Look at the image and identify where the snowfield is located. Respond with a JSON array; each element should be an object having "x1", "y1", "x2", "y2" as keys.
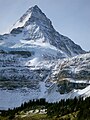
[{"x1": 0, "y1": 85, "x2": 90, "y2": 110}]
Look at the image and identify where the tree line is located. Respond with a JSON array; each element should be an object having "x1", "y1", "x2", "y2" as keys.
[{"x1": 0, "y1": 97, "x2": 90, "y2": 120}]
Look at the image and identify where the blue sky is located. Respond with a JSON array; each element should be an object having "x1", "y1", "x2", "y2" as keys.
[{"x1": 0, "y1": 0, "x2": 90, "y2": 51}]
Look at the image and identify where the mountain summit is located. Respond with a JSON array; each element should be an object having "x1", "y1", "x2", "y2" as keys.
[
  {"x1": 11, "y1": 5, "x2": 50, "y2": 30},
  {"x1": 0, "y1": 5, "x2": 85, "y2": 57}
]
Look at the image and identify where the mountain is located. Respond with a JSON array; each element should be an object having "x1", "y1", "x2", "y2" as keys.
[
  {"x1": 0, "y1": 5, "x2": 89, "y2": 110},
  {"x1": 0, "y1": 5, "x2": 85, "y2": 57}
]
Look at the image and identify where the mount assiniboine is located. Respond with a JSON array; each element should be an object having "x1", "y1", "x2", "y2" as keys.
[{"x1": 0, "y1": 5, "x2": 90, "y2": 110}]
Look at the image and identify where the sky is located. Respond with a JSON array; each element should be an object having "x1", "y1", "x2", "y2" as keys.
[{"x1": 0, "y1": 0, "x2": 90, "y2": 51}]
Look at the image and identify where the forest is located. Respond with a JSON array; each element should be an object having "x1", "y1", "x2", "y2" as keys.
[{"x1": 0, "y1": 97, "x2": 90, "y2": 120}]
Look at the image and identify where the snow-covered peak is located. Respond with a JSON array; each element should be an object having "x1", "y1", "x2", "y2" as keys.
[
  {"x1": 11, "y1": 5, "x2": 51, "y2": 31},
  {"x1": 0, "y1": 5, "x2": 85, "y2": 58}
]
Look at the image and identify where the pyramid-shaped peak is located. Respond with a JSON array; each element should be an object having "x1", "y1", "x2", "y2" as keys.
[
  {"x1": 19, "y1": 5, "x2": 43, "y2": 21},
  {"x1": 26, "y1": 5, "x2": 46, "y2": 18},
  {"x1": 32, "y1": 5, "x2": 40, "y2": 10},
  {"x1": 11, "y1": 5, "x2": 51, "y2": 30},
  {"x1": 27, "y1": 5, "x2": 42, "y2": 13}
]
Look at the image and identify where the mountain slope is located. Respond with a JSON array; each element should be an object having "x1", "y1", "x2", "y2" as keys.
[
  {"x1": 53, "y1": 52, "x2": 90, "y2": 81},
  {"x1": 0, "y1": 52, "x2": 90, "y2": 110}
]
